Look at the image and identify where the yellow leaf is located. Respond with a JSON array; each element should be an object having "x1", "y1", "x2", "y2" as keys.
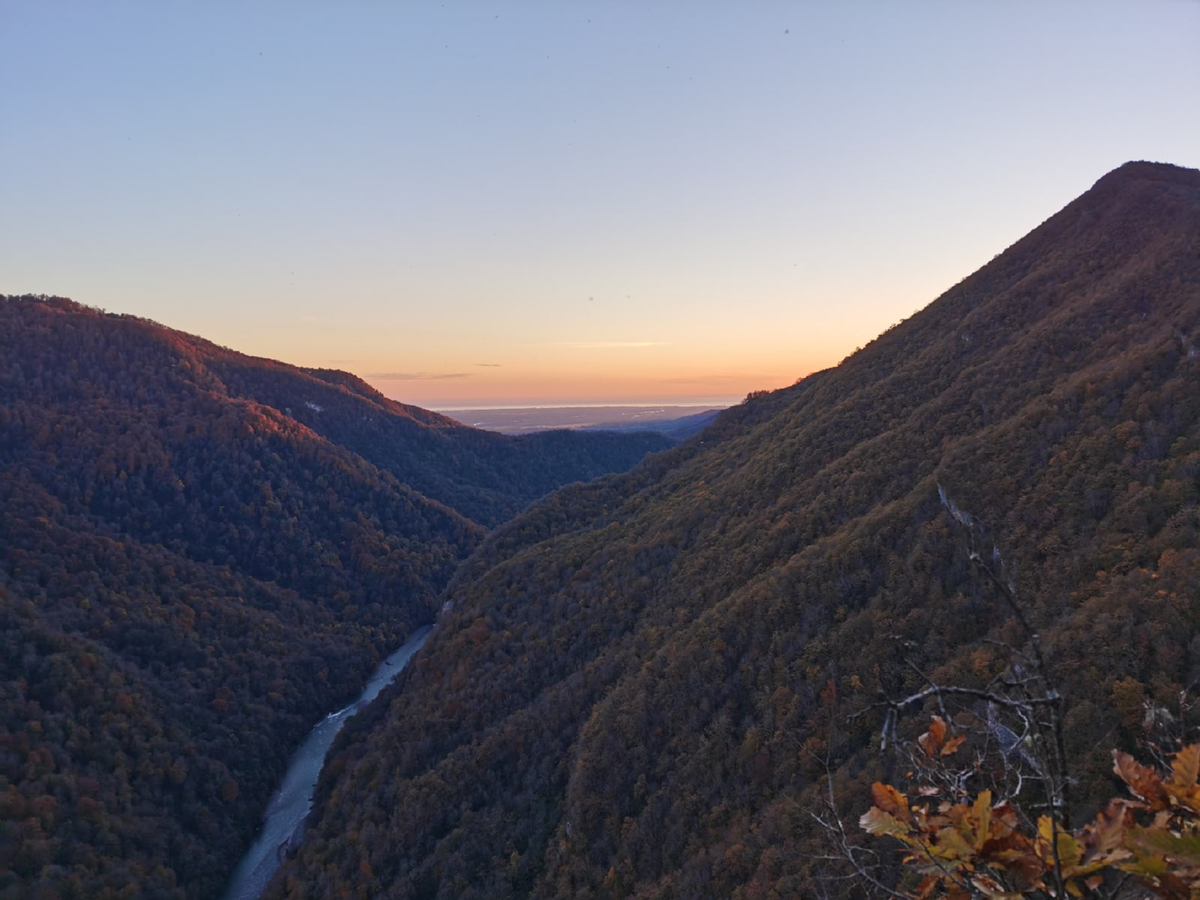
[
  {"x1": 860, "y1": 806, "x2": 912, "y2": 838},
  {"x1": 1036, "y1": 816, "x2": 1082, "y2": 869},
  {"x1": 971, "y1": 791, "x2": 994, "y2": 850},
  {"x1": 932, "y1": 824, "x2": 977, "y2": 866},
  {"x1": 1128, "y1": 826, "x2": 1200, "y2": 867},
  {"x1": 1119, "y1": 854, "x2": 1170, "y2": 877},
  {"x1": 1171, "y1": 743, "x2": 1200, "y2": 789}
]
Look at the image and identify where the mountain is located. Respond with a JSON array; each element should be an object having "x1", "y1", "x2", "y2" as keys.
[
  {"x1": 266, "y1": 161, "x2": 1200, "y2": 899},
  {"x1": 203, "y1": 354, "x2": 672, "y2": 528},
  {"x1": 0, "y1": 297, "x2": 669, "y2": 899}
]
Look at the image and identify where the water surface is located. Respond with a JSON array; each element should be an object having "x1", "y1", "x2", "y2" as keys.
[{"x1": 222, "y1": 625, "x2": 433, "y2": 900}]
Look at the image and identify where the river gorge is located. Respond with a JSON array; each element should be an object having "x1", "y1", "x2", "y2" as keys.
[{"x1": 222, "y1": 625, "x2": 433, "y2": 900}]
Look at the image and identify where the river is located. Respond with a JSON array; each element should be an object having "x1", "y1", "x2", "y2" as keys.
[{"x1": 222, "y1": 624, "x2": 433, "y2": 900}]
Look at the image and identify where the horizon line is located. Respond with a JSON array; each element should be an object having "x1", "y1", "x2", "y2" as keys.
[{"x1": 430, "y1": 399, "x2": 740, "y2": 413}]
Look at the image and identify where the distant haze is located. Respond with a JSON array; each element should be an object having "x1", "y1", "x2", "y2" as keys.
[
  {"x1": 2, "y1": 2, "x2": 1197, "y2": 406},
  {"x1": 440, "y1": 405, "x2": 723, "y2": 435}
]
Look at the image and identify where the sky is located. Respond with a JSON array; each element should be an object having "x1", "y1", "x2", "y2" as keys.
[{"x1": 3, "y1": 2, "x2": 1198, "y2": 409}]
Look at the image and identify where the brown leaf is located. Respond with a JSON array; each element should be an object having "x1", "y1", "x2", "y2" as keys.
[
  {"x1": 990, "y1": 800, "x2": 1020, "y2": 835},
  {"x1": 915, "y1": 875, "x2": 939, "y2": 900},
  {"x1": 1079, "y1": 800, "x2": 1133, "y2": 863}
]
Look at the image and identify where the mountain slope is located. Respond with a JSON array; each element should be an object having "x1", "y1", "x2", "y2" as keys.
[
  {"x1": 200, "y1": 348, "x2": 672, "y2": 527},
  {"x1": 270, "y1": 161, "x2": 1200, "y2": 899},
  {"x1": 0, "y1": 297, "x2": 668, "y2": 899}
]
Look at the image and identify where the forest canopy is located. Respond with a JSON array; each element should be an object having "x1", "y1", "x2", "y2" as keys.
[
  {"x1": 0, "y1": 294, "x2": 668, "y2": 899},
  {"x1": 266, "y1": 162, "x2": 1200, "y2": 899}
]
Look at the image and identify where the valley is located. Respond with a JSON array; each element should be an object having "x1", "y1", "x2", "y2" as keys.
[
  {"x1": 262, "y1": 161, "x2": 1200, "y2": 898},
  {"x1": 3, "y1": 161, "x2": 1200, "y2": 899},
  {"x1": 0, "y1": 302, "x2": 669, "y2": 899}
]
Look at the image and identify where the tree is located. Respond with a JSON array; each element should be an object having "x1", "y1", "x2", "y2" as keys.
[{"x1": 854, "y1": 489, "x2": 1200, "y2": 898}]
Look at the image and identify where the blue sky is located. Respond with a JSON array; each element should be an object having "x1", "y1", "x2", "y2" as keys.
[{"x1": 3, "y1": 2, "x2": 1198, "y2": 407}]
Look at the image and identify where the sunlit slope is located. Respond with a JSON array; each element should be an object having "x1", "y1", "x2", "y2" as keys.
[
  {"x1": 272, "y1": 162, "x2": 1200, "y2": 899},
  {"x1": 201, "y1": 349, "x2": 673, "y2": 528},
  {"x1": 0, "y1": 297, "x2": 485, "y2": 898}
]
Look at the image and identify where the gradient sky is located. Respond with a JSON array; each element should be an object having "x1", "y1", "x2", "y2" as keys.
[{"x1": 3, "y1": 2, "x2": 1198, "y2": 408}]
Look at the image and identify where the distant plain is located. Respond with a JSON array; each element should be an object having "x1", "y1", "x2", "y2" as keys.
[{"x1": 439, "y1": 405, "x2": 724, "y2": 435}]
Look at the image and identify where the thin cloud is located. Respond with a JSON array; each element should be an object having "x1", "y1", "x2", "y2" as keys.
[
  {"x1": 661, "y1": 374, "x2": 779, "y2": 385},
  {"x1": 474, "y1": 363, "x2": 502, "y2": 367},
  {"x1": 551, "y1": 341, "x2": 667, "y2": 349},
  {"x1": 369, "y1": 371, "x2": 471, "y2": 381}
]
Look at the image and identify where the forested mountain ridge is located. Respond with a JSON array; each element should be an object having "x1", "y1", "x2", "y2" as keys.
[
  {"x1": 202, "y1": 347, "x2": 671, "y2": 527},
  {"x1": 0, "y1": 296, "x2": 669, "y2": 899},
  {"x1": 269, "y1": 161, "x2": 1200, "y2": 899}
]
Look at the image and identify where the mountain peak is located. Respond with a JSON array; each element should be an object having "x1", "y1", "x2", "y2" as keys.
[
  {"x1": 1094, "y1": 159, "x2": 1200, "y2": 190},
  {"x1": 1066, "y1": 160, "x2": 1200, "y2": 224},
  {"x1": 266, "y1": 162, "x2": 1200, "y2": 899}
]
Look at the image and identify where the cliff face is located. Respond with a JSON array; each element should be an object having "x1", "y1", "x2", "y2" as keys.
[{"x1": 270, "y1": 162, "x2": 1200, "y2": 899}]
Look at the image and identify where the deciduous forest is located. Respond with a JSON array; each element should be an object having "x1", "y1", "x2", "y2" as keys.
[
  {"x1": 0, "y1": 299, "x2": 668, "y2": 899},
  {"x1": 262, "y1": 162, "x2": 1200, "y2": 898},
  {"x1": 6, "y1": 161, "x2": 1200, "y2": 899}
]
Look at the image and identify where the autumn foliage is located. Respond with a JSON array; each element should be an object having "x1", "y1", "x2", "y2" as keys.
[
  {"x1": 0, "y1": 294, "x2": 667, "y2": 898},
  {"x1": 267, "y1": 162, "x2": 1200, "y2": 899},
  {"x1": 863, "y1": 718, "x2": 1200, "y2": 899}
]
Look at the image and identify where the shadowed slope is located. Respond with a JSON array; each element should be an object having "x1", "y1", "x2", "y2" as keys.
[
  {"x1": 0, "y1": 297, "x2": 668, "y2": 899},
  {"x1": 270, "y1": 162, "x2": 1200, "y2": 899}
]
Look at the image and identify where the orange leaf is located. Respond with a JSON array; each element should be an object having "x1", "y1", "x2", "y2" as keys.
[
  {"x1": 941, "y1": 734, "x2": 967, "y2": 757},
  {"x1": 915, "y1": 875, "x2": 940, "y2": 900},
  {"x1": 919, "y1": 716, "x2": 948, "y2": 757},
  {"x1": 871, "y1": 782, "x2": 912, "y2": 822},
  {"x1": 1113, "y1": 750, "x2": 1170, "y2": 810}
]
